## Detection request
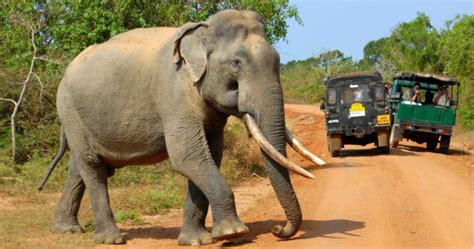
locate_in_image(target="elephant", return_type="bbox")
[39,9,325,245]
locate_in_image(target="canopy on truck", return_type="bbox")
[394,72,460,86]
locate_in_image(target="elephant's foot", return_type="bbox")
[178,227,213,246]
[51,219,84,234]
[93,230,126,244]
[212,218,248,241]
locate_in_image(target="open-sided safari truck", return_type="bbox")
[321,72,391,157]
[388,72,460,153]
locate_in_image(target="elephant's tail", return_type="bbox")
[37,129,68,191]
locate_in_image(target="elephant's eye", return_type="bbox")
[228,81,238,91]
[230,59,241,75]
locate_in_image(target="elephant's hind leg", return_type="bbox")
[51,155,85,234]
[74,154,125,244]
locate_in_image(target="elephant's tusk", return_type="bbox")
[243,114,315,179]
[285,128,326,166]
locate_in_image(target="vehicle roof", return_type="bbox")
[393,72,460,85]
[326,71,383,85]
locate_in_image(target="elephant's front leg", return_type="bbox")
[178,128,225,245]
[74,154,125,244]
[165,122,248,243]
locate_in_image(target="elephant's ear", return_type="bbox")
[173,22,208,83]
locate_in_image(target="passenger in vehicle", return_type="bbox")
[403,83,421,103]
[424,90,434,105]
[433,85,450,107]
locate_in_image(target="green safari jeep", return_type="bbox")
[388,72,460,153]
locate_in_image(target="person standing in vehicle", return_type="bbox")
[403,83,421,102]
[433,85,450,107]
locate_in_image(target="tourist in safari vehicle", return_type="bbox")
[388,72,460,153]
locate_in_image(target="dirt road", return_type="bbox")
[104,104,473,248]
[235,104,473,248]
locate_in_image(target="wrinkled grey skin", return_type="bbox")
[52,9,301,245]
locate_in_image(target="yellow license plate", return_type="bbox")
[377,115,390,125]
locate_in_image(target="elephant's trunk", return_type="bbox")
[244,84,302,238]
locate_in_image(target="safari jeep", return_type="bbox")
[388,72,459,154]
[321,72,391,157]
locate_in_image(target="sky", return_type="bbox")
[274,0,474,64]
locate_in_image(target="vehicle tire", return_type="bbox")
[328,134,342,157]
[377,130,389,147]
[377,130,390,154]
[440,135,451,154]
[426,137,438,151]
[389,126,400,148]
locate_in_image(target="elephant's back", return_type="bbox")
[66,27,177,71]
[58,27,178,116]
[57,28,176,163]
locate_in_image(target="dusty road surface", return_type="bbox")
[99,104,473,248]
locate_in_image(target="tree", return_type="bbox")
[363,37,387,64]
[382,13,442,73]
[312,50,356,77]
[439,15,474,129]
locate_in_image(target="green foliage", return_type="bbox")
[221,119,265,183]
[1,0,301,65]
[439,15,474,129]
[83,220,96,233]
[382,13,443,72]
[281,50,365,104]
[114,209,145,225]
[362,37,388,64]
[127,173,186,215]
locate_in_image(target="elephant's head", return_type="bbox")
[173,9,325,239]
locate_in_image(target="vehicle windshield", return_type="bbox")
[341,84,370,103]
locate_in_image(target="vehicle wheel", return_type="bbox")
[389,126,400,148]
[440,135,451,154]
[377,130,389,147]
[377,130,390,154]
[328,134,342,157]
[426,137,438,151]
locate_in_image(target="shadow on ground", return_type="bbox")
[338,147,416,157]
[398,143,470,156]
[122,218,365,246]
